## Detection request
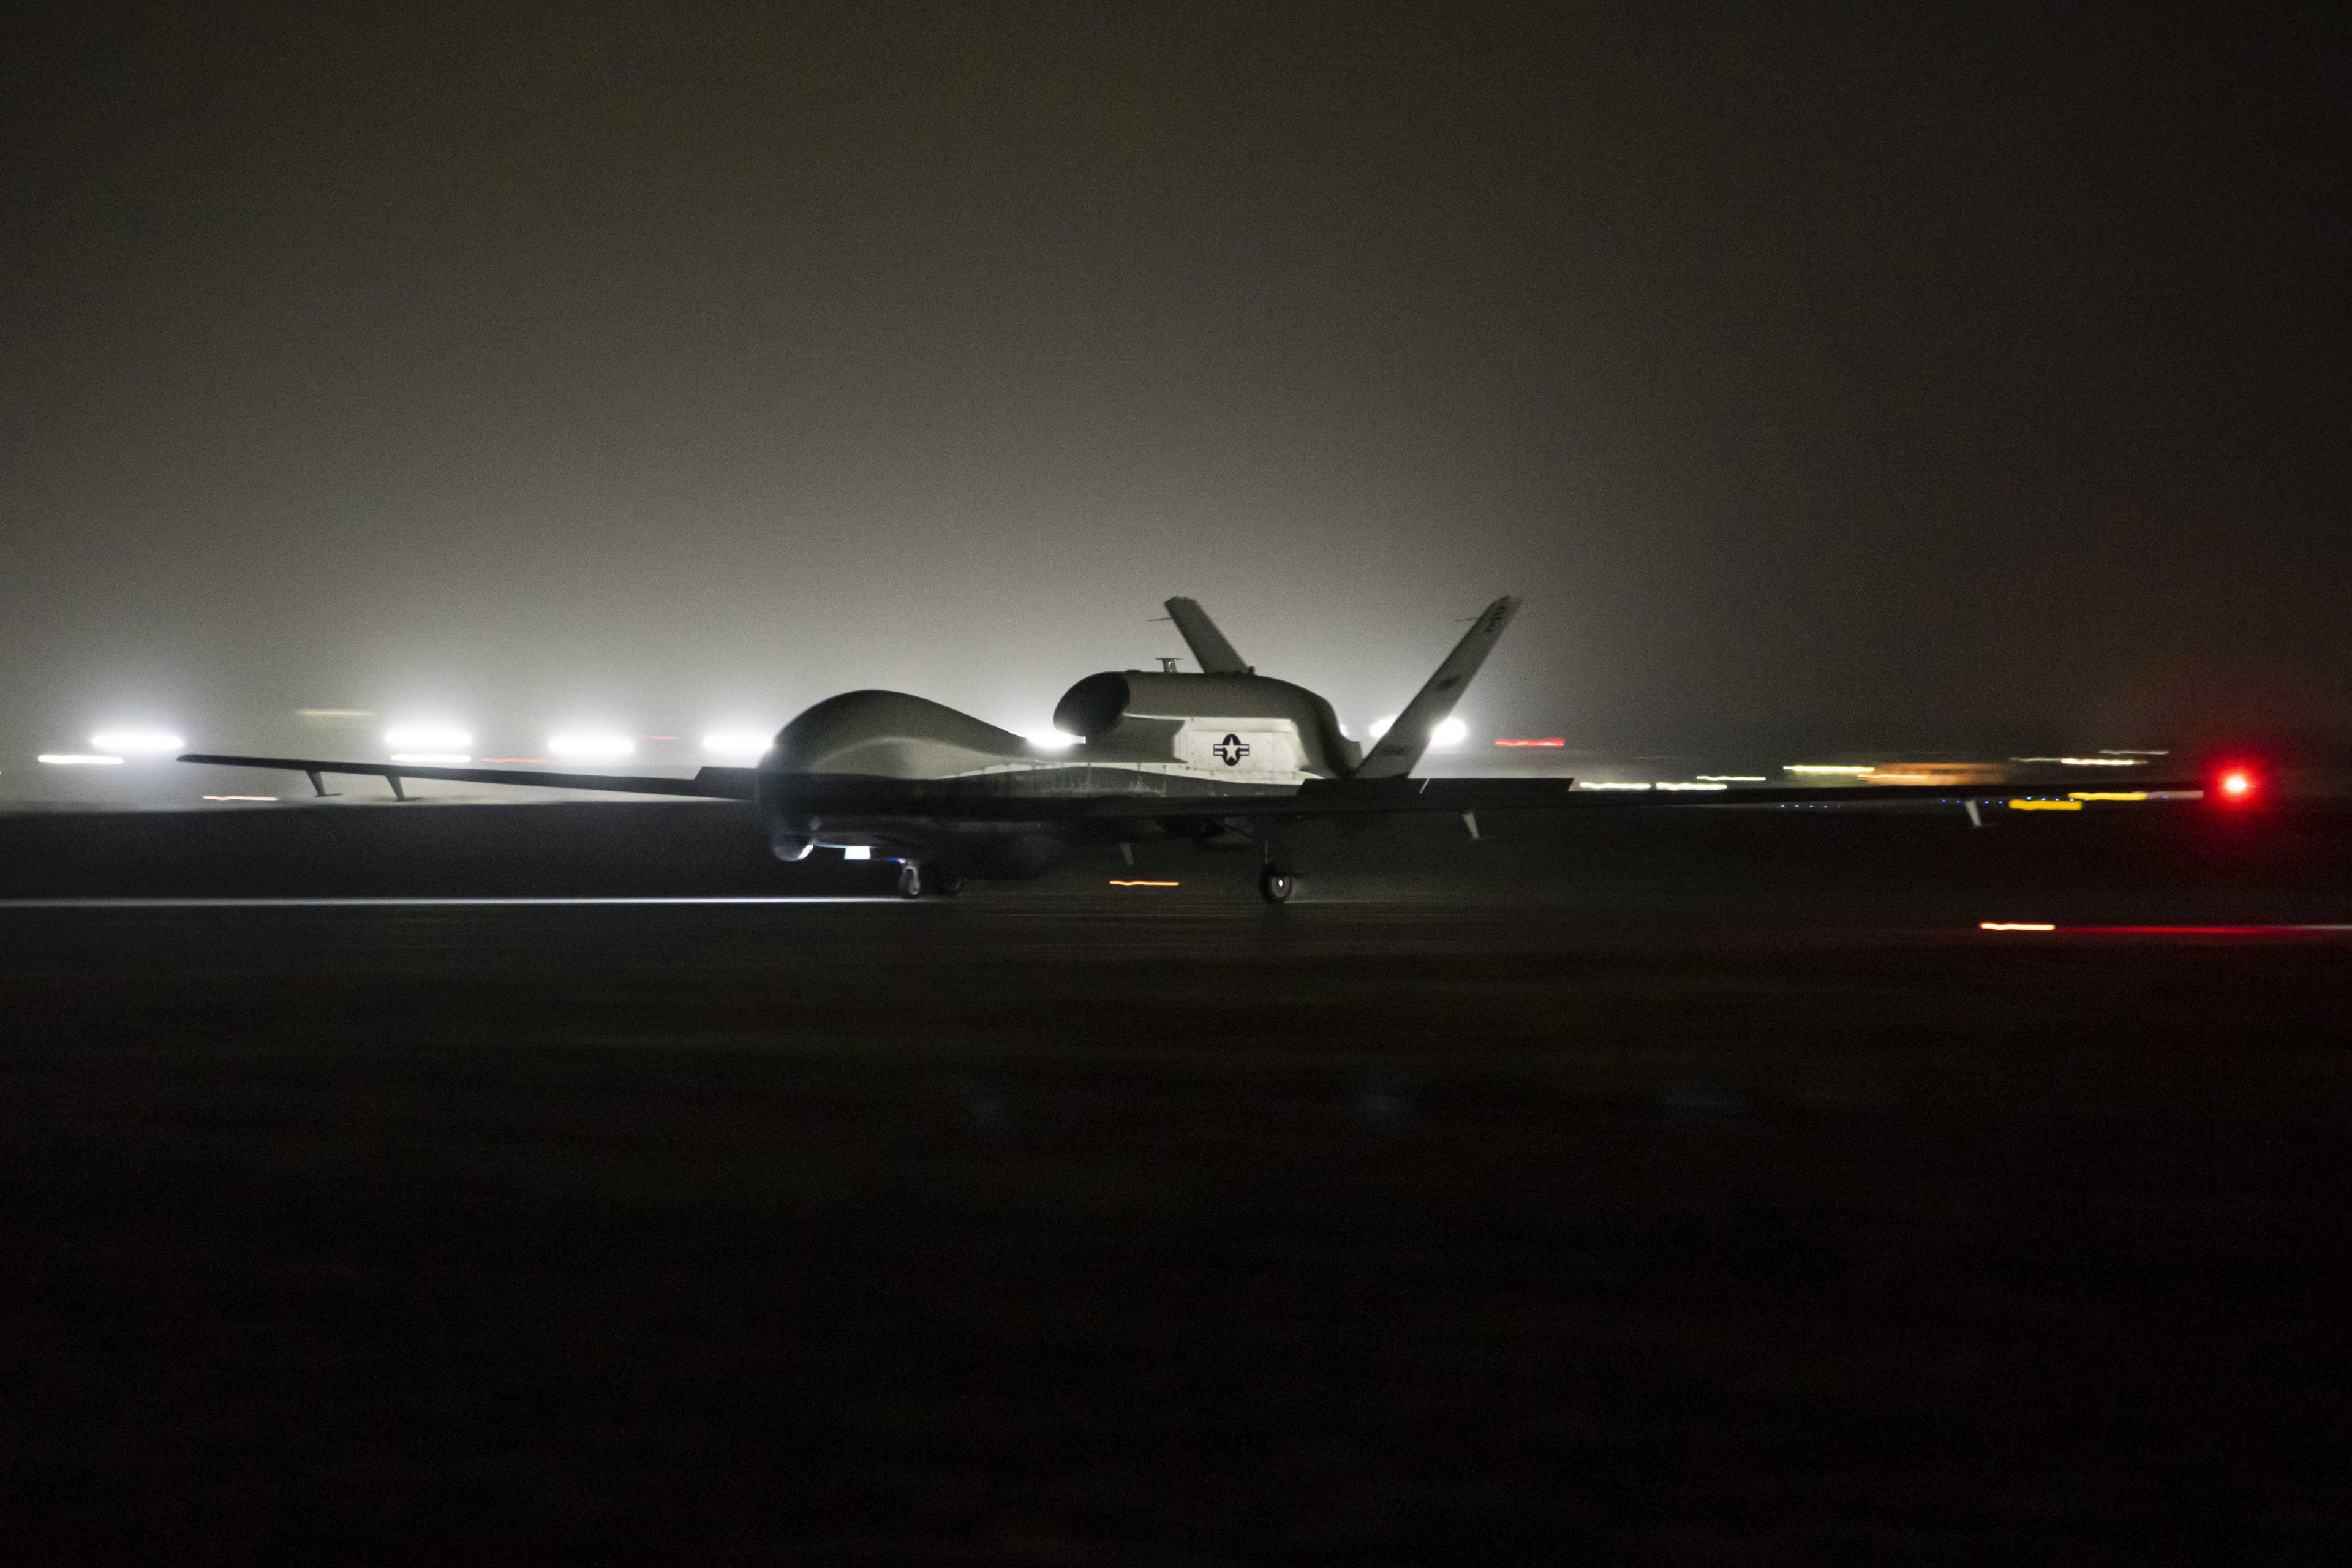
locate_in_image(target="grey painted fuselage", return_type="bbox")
[757,673,1358,875]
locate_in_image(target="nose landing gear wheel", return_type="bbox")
[896,862,925,899]
[1257,866,1294,905]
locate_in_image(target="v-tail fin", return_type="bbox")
[1163,597,1251,674]
[1351,595,1521,779]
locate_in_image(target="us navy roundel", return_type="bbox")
[1174,720,1305,782]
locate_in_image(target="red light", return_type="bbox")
[2212,764,2261,805]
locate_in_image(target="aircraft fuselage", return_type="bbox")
[756,672,1358,876]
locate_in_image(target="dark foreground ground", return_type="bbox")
[1,802,2348,1564]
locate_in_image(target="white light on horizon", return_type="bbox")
[40,753,124,766]
[385,723,472,751]
[549,732,636,762]
[91,729,183,755]
[1023,729,1080,750]
[1367,715,1469,747]
[701,729,772,760]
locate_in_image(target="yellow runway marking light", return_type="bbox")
[1109,880,1180,888]
[2069,791,2148,802]
[2007,799,2082,811]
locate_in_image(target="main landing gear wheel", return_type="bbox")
[930,871,965,898]
[1257,866,1294,905]
[896,862,925,899]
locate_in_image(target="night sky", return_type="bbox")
[5,3,2346,772]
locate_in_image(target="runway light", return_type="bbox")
[1577,781,1651,791]
[1654,782,1728,791]
[2218,768,2256,802]
[1368,715,1467,746]
[39,753,124,766]
[701,729,772,759]
[90,729,183,755]
[1109,880,1180,887]
[202,795,278,802]
[390,753,470,766]
[384,723,472,751]
[1981,922,2056,932]
[1785,764,1872,775]
[2011,756,2144,767]
[548,732,636,761]
[1698,775,1768,783]
[1495,737,1566,748]
[841,846,870,861]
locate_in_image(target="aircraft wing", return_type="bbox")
[747,775,2208,821]
[1093,777,2208,819]
[180,753,757,801]
[178,755,2205,819]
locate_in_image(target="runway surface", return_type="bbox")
[1,804,2348,1562]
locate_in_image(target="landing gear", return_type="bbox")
[897,862,963,899]
[1256,818,1296,905]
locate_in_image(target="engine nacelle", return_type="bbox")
[1053,670,1358,774]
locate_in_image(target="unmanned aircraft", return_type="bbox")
[183,597,2217,902]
